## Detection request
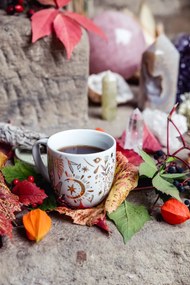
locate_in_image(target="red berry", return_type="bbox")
[13,178,20,185]
[15,4,24,13]
[27,9,35,18]
[31,203,37,208]
[27,176,34,183]
[6,5,15,15]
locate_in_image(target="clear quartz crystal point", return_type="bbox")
[124,108,144,153]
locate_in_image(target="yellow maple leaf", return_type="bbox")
[105,152,139,214]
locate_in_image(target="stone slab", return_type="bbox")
[0,12,89,134]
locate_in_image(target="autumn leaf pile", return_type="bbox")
[1,137,189,244]
[0,155,49,239]
[0,149,149,243]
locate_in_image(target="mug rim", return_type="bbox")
[47,129,116,157]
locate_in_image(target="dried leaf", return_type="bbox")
[0,181,21,221]
[0,213,13,238]
[56,202,107,228]
[0,151,8,169]
[95,216,110,232]
[105,152,139,214]
[0,176,21,238]
[12,180,47,206]
[0,142,13,159]
[0,172,5,183]
[23,209,52,242]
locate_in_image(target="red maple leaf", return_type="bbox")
[12,180,47,206]
[116,143,143,166]
[32,0,106,59]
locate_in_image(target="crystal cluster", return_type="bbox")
[174,34,190,102]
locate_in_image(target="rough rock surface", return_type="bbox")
[0,12,89,134]
[1,190,190,285]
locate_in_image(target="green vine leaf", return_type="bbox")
[107,201,151,243]
[139,162,157,178]
[160,173,187,179]
[139,150,158,178]
[166,157,176,163]
[152,174,181,201]
[139,150,157,169]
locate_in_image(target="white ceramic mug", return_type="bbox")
[32,129,116,208]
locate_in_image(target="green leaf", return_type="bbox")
[166,157,176,163]
[152,174,181,201]
[161,173,187,179]
[35,176,57,211]
[2,160,38,184]
[39,194,57,211]
[139,162,157,178]
[139,150,157,169]
[107,201,151,243]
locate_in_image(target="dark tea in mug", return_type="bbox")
[58,145,104,154]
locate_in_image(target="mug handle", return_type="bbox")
[32,138,50,182]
